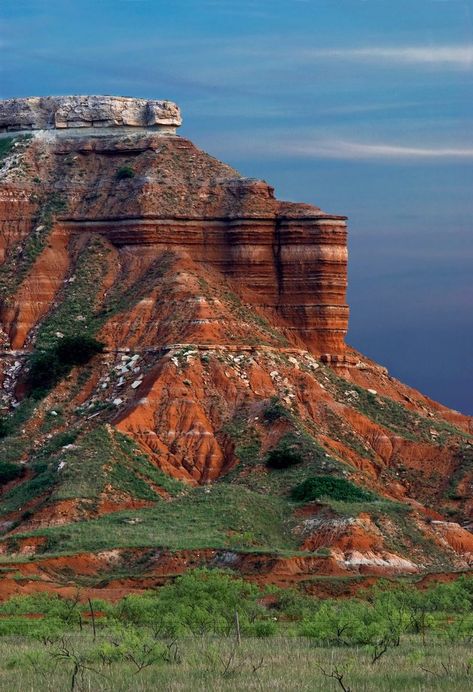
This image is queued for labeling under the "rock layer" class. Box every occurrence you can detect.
[0,124,348,356]
[0,95,182,133]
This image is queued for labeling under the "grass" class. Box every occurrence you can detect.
[0,634,471,691]
[0,398,37,440]
[8,484,297,555]
[221,403,349,498]
[0,193,66,299]
[114,432,185,497]
[318,366,470,444]
[0,464,56,517]
[0,426,184,518]
[34,235,110,348]
[0,574,471,690]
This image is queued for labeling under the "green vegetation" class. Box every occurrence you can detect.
[35,235,110,348]
[263,396,291,423]
[116,165,135,180]
[0,398,37,440]
[27,335,104,398]
[0,137,15,162]
[292,475,374,503]
[0,573,471,690]
[54,335,105,366]
[266,445,303,470]
[114,432,185,497]
[0,461,23,484]
[9,484,296,554]
[0,193,66,298]
[223,401,347,497]
[318,366,470,444]
[0,425,185,520]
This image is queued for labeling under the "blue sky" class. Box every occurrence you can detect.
[1,0,472,413]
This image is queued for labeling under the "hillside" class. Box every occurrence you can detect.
[0,96,471,600]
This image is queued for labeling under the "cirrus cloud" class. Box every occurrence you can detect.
[303,45,473,68]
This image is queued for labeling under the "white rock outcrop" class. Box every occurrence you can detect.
[0,95,182,133]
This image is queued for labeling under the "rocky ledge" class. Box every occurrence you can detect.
[0,95,182,134]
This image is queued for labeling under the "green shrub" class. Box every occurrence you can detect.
[0,137,14,162]
[116,166,135,180]
[27,350,64,396]
[263,397,290,423]
[0,418,11,439]
[27,335,104,397]
[291,475,373,503]
[266,447,303,470]
[0,461,23,484]
[112,568,272,637]
[54,335,104,366]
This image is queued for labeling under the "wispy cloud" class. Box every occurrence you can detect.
[285,140,473,160]
[304,45,473,68]
[201,132,473,161]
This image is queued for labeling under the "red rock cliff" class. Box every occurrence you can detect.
[0,96,348,357]
[0,97,471,591]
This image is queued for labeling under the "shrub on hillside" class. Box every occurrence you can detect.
[0,418,11,439]
[291,475,373,503]
[0,461,23,484]
[27,350,64,394]
[266,447,303,470]
[263,397,290,423]
[27,335,104,397]
[116,166,135,180]
[54,335,104,366]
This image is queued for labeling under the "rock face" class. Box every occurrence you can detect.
[0,96,472,591]
[0,107,348,357]
[0,95,182,133]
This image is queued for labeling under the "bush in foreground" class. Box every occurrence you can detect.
[113,569,276,637]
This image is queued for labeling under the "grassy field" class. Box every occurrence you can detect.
[0,634,471,691]
[0,570,471,690]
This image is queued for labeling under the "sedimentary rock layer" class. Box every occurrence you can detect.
[0,95,182,132]
[0,121,348,355]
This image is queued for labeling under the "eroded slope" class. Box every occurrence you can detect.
[0,128,471,597]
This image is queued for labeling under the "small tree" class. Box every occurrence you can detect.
[26,335,104,397]
[266,447,302,470]
[116,166,135,180]
[0,461,23,484]
[54,335,104,366]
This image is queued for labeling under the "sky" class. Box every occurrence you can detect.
[1,0,472,414]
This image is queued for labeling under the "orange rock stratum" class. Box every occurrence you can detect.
[0,96,471,598]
